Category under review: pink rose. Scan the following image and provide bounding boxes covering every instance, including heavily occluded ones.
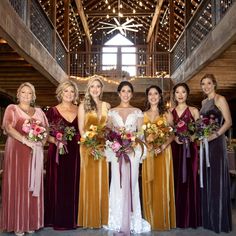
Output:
[177,120,187,132]
[111,141,122,152]
[22,124,30,133]
[56,132,63,141]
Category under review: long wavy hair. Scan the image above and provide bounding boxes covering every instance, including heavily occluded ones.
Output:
[145,85,166,115]
[84,75,104,112]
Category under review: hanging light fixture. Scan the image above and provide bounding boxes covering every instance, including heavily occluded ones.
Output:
[98,0,142,36]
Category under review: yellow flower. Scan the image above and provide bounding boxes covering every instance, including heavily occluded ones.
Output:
[90,125,98,132]
[142,124,147,130]
[87,131,96,138]
[157,119,164,126]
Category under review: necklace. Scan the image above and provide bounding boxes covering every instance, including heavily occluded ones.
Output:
[18,105,30,114]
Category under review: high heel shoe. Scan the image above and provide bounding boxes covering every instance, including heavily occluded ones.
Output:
[26,231,35,234]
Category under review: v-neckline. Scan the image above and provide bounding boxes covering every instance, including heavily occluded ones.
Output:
[175,107,188,119]
[55,107,77,124]
[17,105,36,118]
[145,112,160,123]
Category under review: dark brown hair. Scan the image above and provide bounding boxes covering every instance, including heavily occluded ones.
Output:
[172,83,190,105]
[145,85,166,115]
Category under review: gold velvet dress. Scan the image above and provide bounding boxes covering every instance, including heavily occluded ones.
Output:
[78,102,109,228]
[142,112,176,230]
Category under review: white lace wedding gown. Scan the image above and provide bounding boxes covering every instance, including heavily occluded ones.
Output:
[105,107,151,234]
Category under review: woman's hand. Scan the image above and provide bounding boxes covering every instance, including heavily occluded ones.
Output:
[175,136,183,144]
[22,137,34,149]
[154,143,167,155]
[207,132,219,142]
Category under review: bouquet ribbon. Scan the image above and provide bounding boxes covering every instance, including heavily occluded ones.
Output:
[29,143,44,197]
[55,141,68,164]
[182,138,191,183]
[118,151,133,213]
[199,137,210,188]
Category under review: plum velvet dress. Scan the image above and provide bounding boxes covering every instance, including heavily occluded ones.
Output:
[200,99,232,233]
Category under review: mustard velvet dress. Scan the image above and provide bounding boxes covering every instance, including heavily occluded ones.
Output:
[78,102,109,228]
[142,112,176,230]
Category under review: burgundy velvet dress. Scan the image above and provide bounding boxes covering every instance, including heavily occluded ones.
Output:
[171,107,201,228]
[44,107,80,230]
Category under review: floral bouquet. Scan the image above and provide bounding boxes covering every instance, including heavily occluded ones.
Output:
[50,119,76,155]
[142,117,173,151]
[105,127,145,162]
[22,119,47,142]
[174,119,195,142]
[194,114,219,140]
[79,125,105,160]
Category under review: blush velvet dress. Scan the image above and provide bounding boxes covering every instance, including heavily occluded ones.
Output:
[200,98,232,233]
[44,106,80,229]
[77,102,109,228]
[142,112,176,230]
[171,107,201,228]
[0,104,48,233]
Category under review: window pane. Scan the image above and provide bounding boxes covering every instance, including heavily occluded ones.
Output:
[102,47,117,68]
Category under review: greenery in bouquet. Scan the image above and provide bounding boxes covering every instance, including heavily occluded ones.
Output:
[79,125,105,160]
[194,114,220,140]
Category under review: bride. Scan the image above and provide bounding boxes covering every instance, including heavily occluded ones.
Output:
[105,81,150,235]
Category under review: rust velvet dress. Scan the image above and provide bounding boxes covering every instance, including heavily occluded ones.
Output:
[77,102,109,228]
[0,104,48,233]
[142,112,176,230]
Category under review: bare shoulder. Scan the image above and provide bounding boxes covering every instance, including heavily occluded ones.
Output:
[189,106,199,114]
[104,101,111,110]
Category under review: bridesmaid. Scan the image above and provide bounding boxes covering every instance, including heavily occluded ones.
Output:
[200,74,232,233]
[44,80,80,229]
[77,75,110,228]
[0,82,48,235]
[171,83,201,228]
[142,85,176,230]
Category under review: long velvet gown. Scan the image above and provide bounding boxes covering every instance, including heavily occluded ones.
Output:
[0,104,48,233]
[142,113,176,230]
[200,98,232,233]
[78,102,109,228]
[44,106,80,230]
[171,107,201,228]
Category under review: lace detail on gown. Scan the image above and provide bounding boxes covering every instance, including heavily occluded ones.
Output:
[104,108,151,234]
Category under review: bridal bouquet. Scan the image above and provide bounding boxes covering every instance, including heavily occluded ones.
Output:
[79,125,105,160]
[194,114,219,140]
[50,119,76,155]
[22,119,47,142]
[105,127,145,162]
[174,119,195,142]
[142,117,173,150]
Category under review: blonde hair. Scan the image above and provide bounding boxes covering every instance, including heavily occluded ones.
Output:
[17,82,36,105]
[56,80,79,104]
[84,75,104,112]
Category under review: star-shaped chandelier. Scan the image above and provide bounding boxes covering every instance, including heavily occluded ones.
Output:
[98,0,142,36]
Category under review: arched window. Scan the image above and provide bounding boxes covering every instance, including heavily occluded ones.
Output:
[102,34,136,76]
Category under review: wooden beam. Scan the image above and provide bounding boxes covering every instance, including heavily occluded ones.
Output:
[75,0,92,45]
[146,0,164,43]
